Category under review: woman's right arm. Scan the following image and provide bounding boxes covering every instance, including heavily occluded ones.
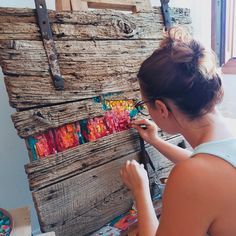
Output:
[132,119,192,164]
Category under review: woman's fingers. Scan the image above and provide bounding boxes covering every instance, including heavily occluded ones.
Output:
[132,119,151,126]
[125,160,131,171]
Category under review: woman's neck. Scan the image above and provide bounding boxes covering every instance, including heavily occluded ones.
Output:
[179,109,235,148]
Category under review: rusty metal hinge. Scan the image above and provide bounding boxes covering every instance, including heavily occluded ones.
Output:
[160,0,172,31]
[35,0,64,90]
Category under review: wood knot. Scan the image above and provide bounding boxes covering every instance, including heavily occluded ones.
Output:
[33,111,52,125]
[113,18,136,38]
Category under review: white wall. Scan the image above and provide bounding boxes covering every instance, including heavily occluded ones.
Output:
[0,70,41,234]
[151,0,212,49]
[0,0,55,9]
[0,0,212,234]
[0,1,54,235]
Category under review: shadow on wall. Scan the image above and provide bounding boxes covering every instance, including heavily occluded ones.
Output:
[0,68,40,234]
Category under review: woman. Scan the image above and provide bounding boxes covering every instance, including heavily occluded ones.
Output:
[120,27,236,236]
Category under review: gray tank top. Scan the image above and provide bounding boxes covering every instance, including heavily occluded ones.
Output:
[191,137,236,167]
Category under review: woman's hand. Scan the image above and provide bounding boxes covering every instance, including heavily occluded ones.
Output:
[131,119,159,146]
[120,160,150,198]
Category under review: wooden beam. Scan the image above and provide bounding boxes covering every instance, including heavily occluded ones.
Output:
[11,91,140,138]
[86,0,150,13]
[25,132,181,191]
[0,8,192,109]
[55,0,71,11]
[55,0,152,12]
[31,135,183,235]
[33,154,137,235]
[70,0,88,11]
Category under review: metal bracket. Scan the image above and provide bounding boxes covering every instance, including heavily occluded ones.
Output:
[160,0,172,31]
[35,0,64,90]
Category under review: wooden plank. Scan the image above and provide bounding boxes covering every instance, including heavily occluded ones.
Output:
[0,8,191,41]
[2,39,157,109]
[33,154,137,235]
[71,0,88,11]
[31,135,185,235]
[25,129,140,191]
[11,90,141,138]
[55,0,72,11]
[0,39,158,76]
[147,135,184,180]
[25,131,181,192]
[0,8,192,109]
[86,0,151,13]
[4,74,140,109]
[59,0,151,13]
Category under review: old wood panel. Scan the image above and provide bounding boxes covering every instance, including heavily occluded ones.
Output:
[0,8,191,40]
[0,7,191,109]
[11,90,140,138]
[33,153,138,235]
[25,129,181,191]
[68,0,152,12]
[0,6,192,236]
[147,135,184,179]
[26,129,140,191]
[0,40,157,78]
[2,39,155,109]
[31,134,185,235]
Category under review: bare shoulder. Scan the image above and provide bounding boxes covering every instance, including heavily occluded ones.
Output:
[165,152,236,199]
[157,154,236,236]
[165,154,218,202]
[156,155,218,236]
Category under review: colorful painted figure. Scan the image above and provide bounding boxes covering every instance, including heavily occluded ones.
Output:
[104,109,131,134]
[113,209,137,231]
[105,99,134,112]
[54,124,79,152]
[86,117,109,141]
[28,130,57,160]
[28,97,137,160]
[75,122,85,144]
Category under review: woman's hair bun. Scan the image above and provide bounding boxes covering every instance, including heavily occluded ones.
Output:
[160,27,217,78]
[137,26,223,119]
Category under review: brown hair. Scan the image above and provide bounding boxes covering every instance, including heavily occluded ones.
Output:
[137,27,223,119]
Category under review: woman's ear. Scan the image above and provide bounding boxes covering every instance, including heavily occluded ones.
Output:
[154,100,170,118]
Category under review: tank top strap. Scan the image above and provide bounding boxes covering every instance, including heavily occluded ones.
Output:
[191,138,236,167]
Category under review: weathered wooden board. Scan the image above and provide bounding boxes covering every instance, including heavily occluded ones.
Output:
[33,153,137,235]
[25,129,181,191]
[2,39,153,108]
[0,6,192,236]
[31,134,184,235]
[0,7,191,109]
[11,90,140,138]
[147,135,184,179]
[67,0,152,13]
[26,129,140,191]
[0,8,191,40]
[0,40,159,75]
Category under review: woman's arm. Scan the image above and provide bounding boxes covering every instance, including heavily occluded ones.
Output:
[120,160,159,236]
[151,137,192,164]
[135,188,159,236]
[132,119,192,164]
[120,158,214,236]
